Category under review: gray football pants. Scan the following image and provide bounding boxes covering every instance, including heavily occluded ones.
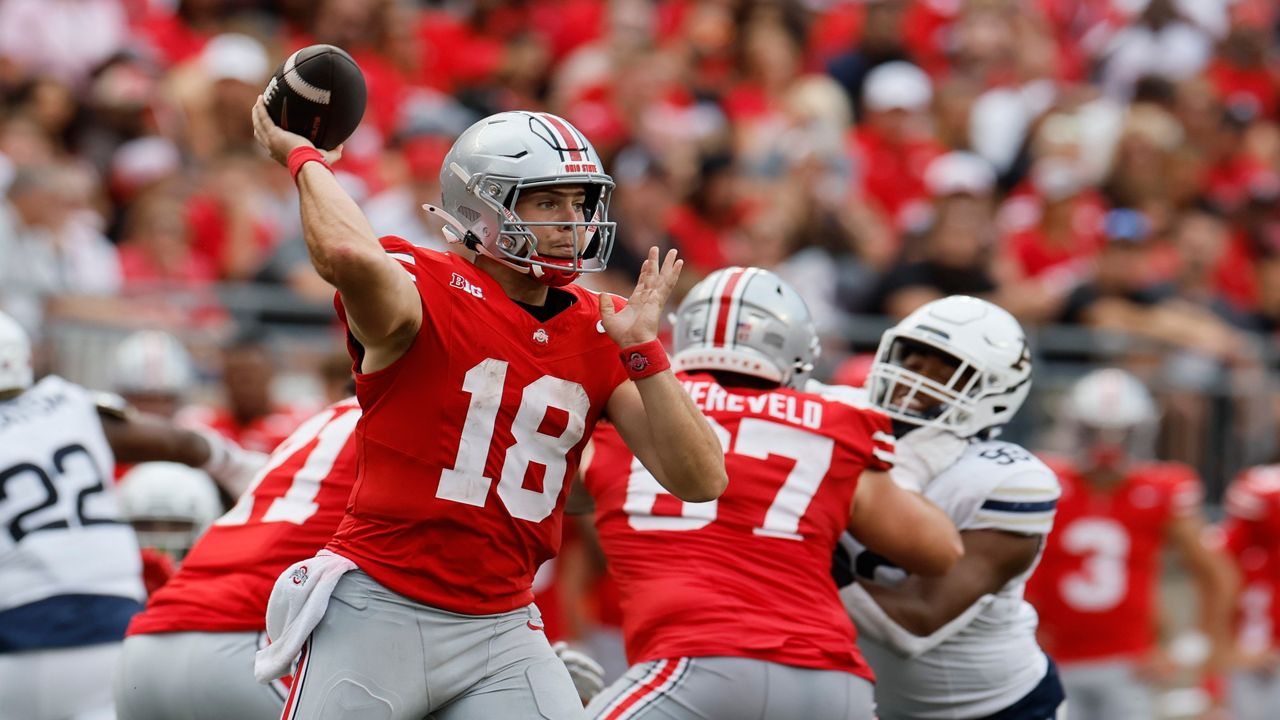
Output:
[1058,659,1154,720]
[283,569,584,720]
[585,656,876,720]
[1230,670,1280,720]
[115,631,287,720]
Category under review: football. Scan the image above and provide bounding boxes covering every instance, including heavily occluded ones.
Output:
[263,44,366,150]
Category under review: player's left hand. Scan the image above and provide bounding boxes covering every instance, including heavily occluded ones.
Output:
[552,641,605,705]
[251,96,343,168]
[599,247,682,348]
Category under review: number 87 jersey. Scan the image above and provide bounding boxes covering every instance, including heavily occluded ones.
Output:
[581,371,895,678]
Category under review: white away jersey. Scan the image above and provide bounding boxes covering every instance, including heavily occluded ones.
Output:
[837,439,1061,720]
[0,376,143,613]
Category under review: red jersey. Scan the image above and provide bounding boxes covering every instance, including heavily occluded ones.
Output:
[327,238,628,615]
[1221,466,1280,652]
[127,399,361,635]
[582,372,894,679]
[1026,458,1202,662]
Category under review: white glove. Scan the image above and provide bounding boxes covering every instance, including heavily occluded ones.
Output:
[890,426,968,493]
[197,427,268,497]
[552,641,605,704]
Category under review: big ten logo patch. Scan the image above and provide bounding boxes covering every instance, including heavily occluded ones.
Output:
[450,273,485,299]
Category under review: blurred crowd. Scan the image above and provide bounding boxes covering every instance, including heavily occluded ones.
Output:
[1,0,1280,467]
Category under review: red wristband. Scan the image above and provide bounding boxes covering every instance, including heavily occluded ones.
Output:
[619,339,670,381]
[287,146,330,183]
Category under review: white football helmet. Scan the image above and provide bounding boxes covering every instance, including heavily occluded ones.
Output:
[118,462,222,560]
[424,111,615,287]
[0,309,32,393]
[867,296,1031,437]
[1064,368,1157,430]
[671,267,819,389]
[112,330,194,396]
[1062,368,1159,466]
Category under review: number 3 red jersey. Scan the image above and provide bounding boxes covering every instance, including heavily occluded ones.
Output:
[582,372,894,680]
[127,398,362,635]
[327,238,628,615]
[1026,457,1202,662]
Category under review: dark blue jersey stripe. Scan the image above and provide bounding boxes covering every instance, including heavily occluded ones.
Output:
[980,498,1058,513]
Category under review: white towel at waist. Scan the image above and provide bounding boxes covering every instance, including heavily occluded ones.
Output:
[254,549,356,683]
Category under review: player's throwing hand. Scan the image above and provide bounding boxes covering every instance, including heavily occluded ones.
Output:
[250,96,343,168]
[599,247,683,348]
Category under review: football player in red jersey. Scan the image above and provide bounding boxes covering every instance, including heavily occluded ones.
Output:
[1219,465,1280,720]
[115,398,362,720]
[1025,368,1236,720]
[250,101,726,720]
[579,268,963,720]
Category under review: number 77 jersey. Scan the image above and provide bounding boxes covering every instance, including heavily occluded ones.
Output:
[582,371,895,678]
[127,398,363,636]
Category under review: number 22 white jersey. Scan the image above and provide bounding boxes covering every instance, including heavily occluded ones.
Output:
[0,376,143,615]
[837,439,1061,720]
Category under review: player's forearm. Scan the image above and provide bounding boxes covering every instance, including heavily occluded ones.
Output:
[1193,559,1239,668]
[296,163,381,286]
[634,372,727,502]
[860,580,938,636]
[102,412,210,466]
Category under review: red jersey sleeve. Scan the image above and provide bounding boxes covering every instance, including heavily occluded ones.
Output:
[854,407,896,472]
[332,236,451,374]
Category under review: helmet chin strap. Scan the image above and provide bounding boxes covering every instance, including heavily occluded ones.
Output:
[423,203,483,252]
[422,203,579,285]
[529,258,580,287]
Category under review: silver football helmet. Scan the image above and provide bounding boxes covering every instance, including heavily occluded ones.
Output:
[671,267,819,389]
[867,296,1031,437]
[112,330,194,396]
[1062,367,1159,466]
[118,462,222,561]
[424,111,615,287]
[0,309,32,393]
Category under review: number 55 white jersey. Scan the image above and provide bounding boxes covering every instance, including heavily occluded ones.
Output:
[836,439,1061,720]
[0,376,144,622]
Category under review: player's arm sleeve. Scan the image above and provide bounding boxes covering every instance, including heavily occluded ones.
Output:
[333,236,436,372]
[967,465,1060,536]
[319,221,423,355]
[841,581,994,658]
[857,409,897,472]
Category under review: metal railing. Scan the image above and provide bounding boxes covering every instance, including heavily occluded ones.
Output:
[44,283,1280,501]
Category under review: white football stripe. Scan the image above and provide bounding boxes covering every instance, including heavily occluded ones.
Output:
[283,50,332,105]
[387,252,416,265]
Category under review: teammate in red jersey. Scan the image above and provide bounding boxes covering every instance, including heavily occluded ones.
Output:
[1219,465,1280,720]
[250,100,726,720]
[115,398,361,720]
[1025,368,1236,720]
[580,268,963,720]
[177,328,313,455]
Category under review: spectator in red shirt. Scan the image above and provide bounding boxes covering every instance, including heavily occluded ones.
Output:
[179,326,310,455]
[1001,156,1106,283]
[850,60,944,233]
[118,192,217,289]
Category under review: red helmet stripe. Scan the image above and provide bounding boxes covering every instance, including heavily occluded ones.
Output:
[539,113,585,161]
[712,268,748,346]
